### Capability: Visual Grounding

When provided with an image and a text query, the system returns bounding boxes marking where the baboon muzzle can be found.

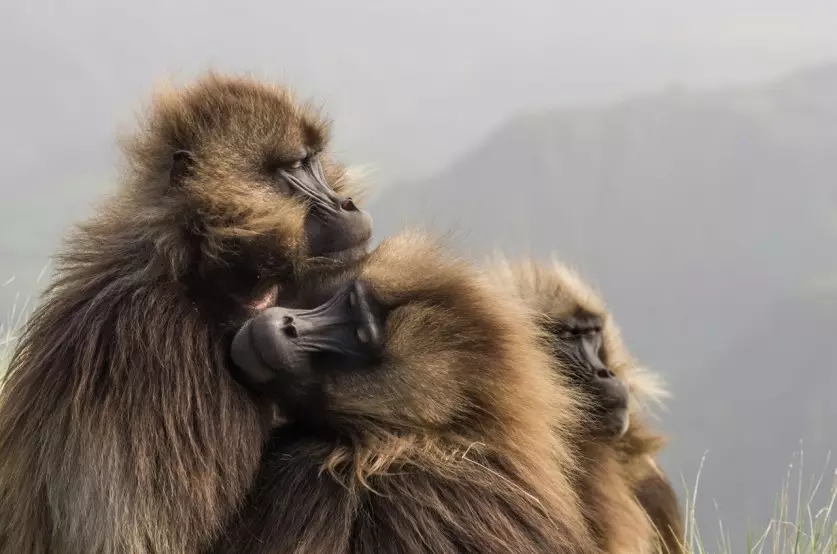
[279,158,373,257]
[230,280,385,384]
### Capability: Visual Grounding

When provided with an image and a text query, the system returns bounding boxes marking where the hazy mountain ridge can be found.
[370,62,837,544]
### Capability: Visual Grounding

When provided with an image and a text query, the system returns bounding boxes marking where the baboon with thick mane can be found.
[0,72,373,554]
[213,231,600,554]
[486,257,685,554]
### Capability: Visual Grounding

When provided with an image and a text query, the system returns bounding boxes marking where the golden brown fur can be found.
[213,231,600,554]
[0,72,369,554]
[486,257,685,554]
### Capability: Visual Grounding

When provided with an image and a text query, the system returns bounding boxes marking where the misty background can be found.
[2,1,836,549]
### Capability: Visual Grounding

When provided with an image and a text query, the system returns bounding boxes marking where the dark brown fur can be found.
[212,231,600,554]
[0,73,368,554]
[487,258,685,554]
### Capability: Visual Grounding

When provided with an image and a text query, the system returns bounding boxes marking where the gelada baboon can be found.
[215,230,600,554]
[0,73,373,554]
[486,258,685,554]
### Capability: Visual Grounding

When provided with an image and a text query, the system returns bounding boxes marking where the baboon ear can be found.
[169,150,195,186]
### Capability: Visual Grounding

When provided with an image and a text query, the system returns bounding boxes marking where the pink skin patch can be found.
[250,284,279,311]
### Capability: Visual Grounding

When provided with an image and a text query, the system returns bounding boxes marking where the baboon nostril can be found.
[340,198,357,211]
[282,324,298,339]
[596,368,615,380]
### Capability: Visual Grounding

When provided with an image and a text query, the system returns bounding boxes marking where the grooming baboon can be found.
[0,73,373,554]
[214,231,600,554]
[486,258,685,554]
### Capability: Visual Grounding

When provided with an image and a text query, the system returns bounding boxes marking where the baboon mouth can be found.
[315,244,369,265]
[599,406,630,439]
[247,282,279,312]
[602,394,628,412]
[614,408,630,438]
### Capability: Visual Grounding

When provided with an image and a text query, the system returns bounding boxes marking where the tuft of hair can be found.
[214,230,600,554]
[0,71,366,554]
[483,253,685,554]
[629,364,672,417]
[334,163,378,205]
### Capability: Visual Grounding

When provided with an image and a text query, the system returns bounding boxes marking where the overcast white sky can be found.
[2,0,837,185]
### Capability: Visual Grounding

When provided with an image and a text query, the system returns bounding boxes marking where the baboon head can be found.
[485,258,641,440]
[120,72,372,324]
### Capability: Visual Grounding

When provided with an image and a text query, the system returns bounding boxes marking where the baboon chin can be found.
[486,257,685,554]
[215,231,600,554]
[0,72,372,554]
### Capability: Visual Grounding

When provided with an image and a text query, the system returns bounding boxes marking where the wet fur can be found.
[0,72,368,554]
[486,257,685,554]
[213,231,600,554]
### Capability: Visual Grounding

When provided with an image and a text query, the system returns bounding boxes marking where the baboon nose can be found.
[282,323,298,338]
[340,197,358,211]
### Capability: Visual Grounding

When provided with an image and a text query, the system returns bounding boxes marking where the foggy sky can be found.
[2,0,837,187]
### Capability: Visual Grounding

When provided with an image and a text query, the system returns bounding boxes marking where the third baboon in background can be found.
[487,258,685,554]
[216,231,600,554]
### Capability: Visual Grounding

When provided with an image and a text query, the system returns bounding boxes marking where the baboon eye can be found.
[554,328,576,340]
[272,156,309,194]
[287,153,316,172]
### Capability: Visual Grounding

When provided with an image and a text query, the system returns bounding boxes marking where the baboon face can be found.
[231,233,521,431]
[486,260,632,440]
[124,74,372,317]
[549,310,630,440]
